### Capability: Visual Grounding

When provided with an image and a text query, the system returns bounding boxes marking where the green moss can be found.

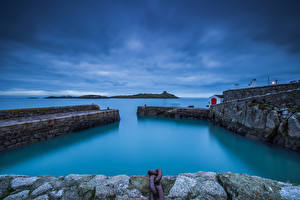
[128,176,149,196]
[248,102,273,110]
[286,107,300,113]
[294,108,300,112]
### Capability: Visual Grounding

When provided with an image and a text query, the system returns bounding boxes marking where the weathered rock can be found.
[210,100,300,151]
[64,174,94,187]
[128,176,149,196]
[168,174,196,199]
[161,176,177,196]
[288,114,300,139]
[33,194,49,200]
[278,120,288,135]
[3,190,30,200]
[0,175,12,198]
[280,185,300,200]
[0,172,299,199]
[193,180,227,200]
[245,104,268,129]
[78,175,107,197]
[62,186,80,200]
[49,189,64,199]
[266,110,280,130]
[217,172,288,200]
[168,172,226,200]
[106,175,130,196]
[265,110,280,138]
[11,176,39,190]
[94,184,115,199]
[31,182,53,197]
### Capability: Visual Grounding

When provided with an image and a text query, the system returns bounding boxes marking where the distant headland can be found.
[46,91,178,99]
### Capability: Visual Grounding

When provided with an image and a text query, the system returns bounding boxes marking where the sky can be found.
[0,0,300,97]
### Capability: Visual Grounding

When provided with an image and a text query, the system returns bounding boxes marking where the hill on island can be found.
[46,91,178,99]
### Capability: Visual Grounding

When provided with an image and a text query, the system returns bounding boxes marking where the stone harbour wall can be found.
[210,101,300,151]
[137,106,210,120]
[223,82,300,102]
[137,104,300,152]
[1,171,299,200]
[0,106,120,152]
[0,104,100,120]
[224,89,300,108]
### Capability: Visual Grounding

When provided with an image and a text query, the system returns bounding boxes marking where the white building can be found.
[208,95,224,107]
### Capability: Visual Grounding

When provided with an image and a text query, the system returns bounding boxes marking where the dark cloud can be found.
[0,0,300,96]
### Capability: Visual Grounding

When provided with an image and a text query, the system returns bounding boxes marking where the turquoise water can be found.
[1,97,300,183]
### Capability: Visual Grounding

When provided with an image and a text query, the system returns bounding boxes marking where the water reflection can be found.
[207,124,300,183]
[138,117,300,184]
[0,122,120,171]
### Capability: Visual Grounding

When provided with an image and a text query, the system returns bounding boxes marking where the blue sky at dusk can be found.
[0,0,300,97]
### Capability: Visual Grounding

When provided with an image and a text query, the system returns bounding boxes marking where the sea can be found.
[1,97,300,184]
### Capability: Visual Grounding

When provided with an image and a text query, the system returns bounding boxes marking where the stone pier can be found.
[137,106,210,120]
[0,105,120,152]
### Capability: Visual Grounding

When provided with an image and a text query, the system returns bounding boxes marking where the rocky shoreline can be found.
[1,171,300,200]
[137,82,300,152]
[137,104,300,152]
[210,82,300,151]
[210,101,300,151]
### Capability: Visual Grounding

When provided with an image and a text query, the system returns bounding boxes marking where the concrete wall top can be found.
[0,104,100,120]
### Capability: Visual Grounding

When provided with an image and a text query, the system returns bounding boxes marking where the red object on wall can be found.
[211,98,217,105]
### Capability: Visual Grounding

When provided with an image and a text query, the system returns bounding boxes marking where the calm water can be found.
[1,97,300,183]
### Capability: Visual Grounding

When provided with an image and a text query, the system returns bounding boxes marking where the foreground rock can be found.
[0,172,299,200]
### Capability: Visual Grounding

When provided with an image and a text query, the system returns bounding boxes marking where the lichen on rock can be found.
[0,172,300,199]
[216,172,289,200]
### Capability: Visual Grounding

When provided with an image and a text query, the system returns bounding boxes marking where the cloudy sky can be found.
[0,0,300,97]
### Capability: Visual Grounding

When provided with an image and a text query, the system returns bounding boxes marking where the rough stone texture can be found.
[11,177,39,190]
[136,99,300,151]
[216,172,297,200]
[288,113,300,139]
[0,172,299,200]
[168,172,227,200]
[3,190,30,200]
[210,101,300,151]
[223,82,300,104]
[0,105,120,152]
[137,106,210,120]
[50,189,63,199]
[33,194,50,200]
[280,185,300,200]
[209,82,300,151]
[0,175,13,199]
[31,182,53,197]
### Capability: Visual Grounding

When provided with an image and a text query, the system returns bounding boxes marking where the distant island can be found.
[47,95,109,99]
[46,91,178,99]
